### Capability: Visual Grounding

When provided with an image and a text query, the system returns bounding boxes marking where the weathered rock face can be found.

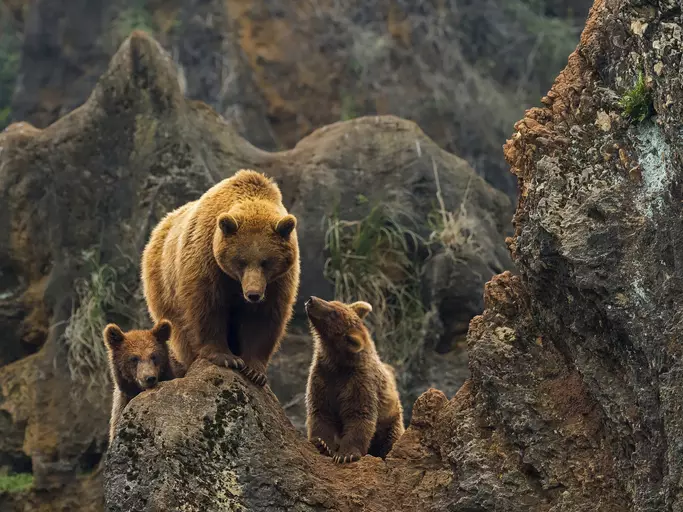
[0,30,510,509]
[105,0,683,510]
[9,0,593,197]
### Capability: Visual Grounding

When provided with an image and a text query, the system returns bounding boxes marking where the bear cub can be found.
[103,319,184,444]
[305,296,405,463]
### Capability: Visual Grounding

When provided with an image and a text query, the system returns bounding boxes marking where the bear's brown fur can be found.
[305,296,405,463]
[141,169,300,386]
[103,320,183,444]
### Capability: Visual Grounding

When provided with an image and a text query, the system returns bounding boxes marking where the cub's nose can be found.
[245,291,264,303]
[145,375,157,386]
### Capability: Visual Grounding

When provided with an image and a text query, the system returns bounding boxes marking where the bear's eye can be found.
[150,354,157,363]
[129,356,140,364]
[260,259,271,269]
[235,258,247,269]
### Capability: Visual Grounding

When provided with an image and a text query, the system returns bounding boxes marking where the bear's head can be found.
[103,320,172,391]
[212,200,298,304]
[304,296,373,356]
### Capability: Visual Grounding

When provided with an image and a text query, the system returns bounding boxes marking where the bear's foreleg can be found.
[108,389,128,445]
[333,399,379,464]
[192,307,245,371]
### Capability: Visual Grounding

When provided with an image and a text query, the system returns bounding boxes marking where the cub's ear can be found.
[346,333,365,353]
[274,215,297,238]
[152,319,172,343]
[349,301,372,320]
[217,213,239,236]
[103,324,125,349]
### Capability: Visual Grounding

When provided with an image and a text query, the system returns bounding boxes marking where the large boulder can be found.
[105,0,683,509]
[0,30,510,509]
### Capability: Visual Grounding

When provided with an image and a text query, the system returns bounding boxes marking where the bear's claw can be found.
[242,366,268,387]
[332,453,361,464]
[312,437,331,456]
[203,352,245,371]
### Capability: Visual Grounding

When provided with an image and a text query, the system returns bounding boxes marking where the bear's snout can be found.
[145,375,158,386]
[245,291,264,303]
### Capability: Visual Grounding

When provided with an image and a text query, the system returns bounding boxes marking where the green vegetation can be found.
[0,17,21,130]
[0,473,33,493]
[339,93,358,121]
[323,203,427,370]
[619,72,653,123]
[63,249,141,399]
[427,161,480,260]
[112,2,156,44]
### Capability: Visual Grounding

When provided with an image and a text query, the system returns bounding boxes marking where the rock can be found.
[0,30,510,509]
[104,0,683,509]
[9,1,595,198]
[11,0,275,149]
[104,360,461,511]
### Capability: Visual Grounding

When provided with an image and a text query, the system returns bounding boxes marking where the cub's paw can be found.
[311,437,331,456]
[332,452,361,464]
[203,352,245,371]
[242,366,268,387]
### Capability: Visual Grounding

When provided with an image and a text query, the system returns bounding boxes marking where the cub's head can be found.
[102,320,172,391]
[304,296,373,355]
[212,201,298,304]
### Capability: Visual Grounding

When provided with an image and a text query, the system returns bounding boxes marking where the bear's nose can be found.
[245,292,263,303]
[145,375,157,386]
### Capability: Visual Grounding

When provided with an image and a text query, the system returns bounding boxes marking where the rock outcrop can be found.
[8,0,594,197]
[0,30,510,509]
[103,0,683,510]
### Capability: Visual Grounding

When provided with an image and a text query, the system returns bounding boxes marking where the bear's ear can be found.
[218,213,239,236]
[349,301,372,319]
[152,319,172,343]
[274,215,296,238]
[103,324,125,349]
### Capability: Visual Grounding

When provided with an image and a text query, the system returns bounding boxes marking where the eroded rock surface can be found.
[0,30,509,509]
[104,0,683,509]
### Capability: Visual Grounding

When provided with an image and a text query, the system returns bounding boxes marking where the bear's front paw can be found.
[311,437,331,456]
[242,366,268,387]
[203,352,245,371]
[332,451,362,464]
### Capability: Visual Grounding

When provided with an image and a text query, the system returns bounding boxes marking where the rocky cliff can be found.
[100,0,683,509]
[0,30,511,510]
[4,0,592,198]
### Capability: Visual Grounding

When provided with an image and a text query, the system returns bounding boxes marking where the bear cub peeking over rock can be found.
[141,169,300,387]
[103,320,183,444]
[305,296,405,463]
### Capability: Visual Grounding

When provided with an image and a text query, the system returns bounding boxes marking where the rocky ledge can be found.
[106,0,683,509]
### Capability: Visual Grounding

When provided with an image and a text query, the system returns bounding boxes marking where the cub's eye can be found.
[260,259,271,269]
[345,334,363,352]
[150,354,157,363]
[235,258,247,269]
[129,356,140,364]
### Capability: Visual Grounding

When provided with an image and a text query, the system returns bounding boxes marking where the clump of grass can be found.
[339,93,358,121]
[62,250,140,400]
[0,15,21,131]
[112,2,156,44]
[619,72,653,123]
[0,472,33,493]
[428,159,482,260]
[323,203,427,370]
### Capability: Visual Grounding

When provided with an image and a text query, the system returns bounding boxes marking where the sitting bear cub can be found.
[305,296,405,463]
[102,319,183,444]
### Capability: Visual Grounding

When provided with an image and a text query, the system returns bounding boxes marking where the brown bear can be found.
[141,169,300,386]
[305,296,405,463]
[103,319,183,444]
